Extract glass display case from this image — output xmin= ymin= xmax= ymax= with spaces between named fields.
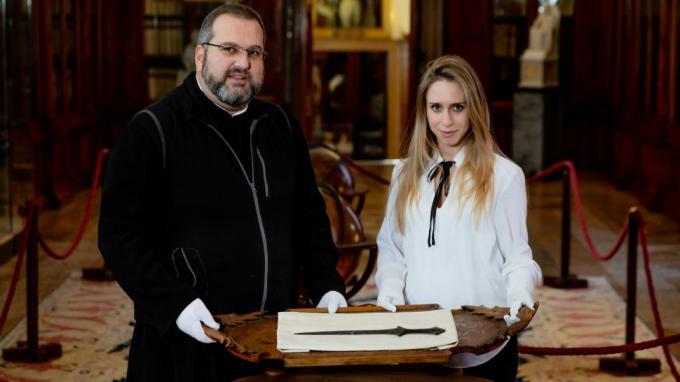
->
xmin=313 ymin=51 xmax=387 ymax=159
xmin=311 ymin=0 xmax=410 ymax=159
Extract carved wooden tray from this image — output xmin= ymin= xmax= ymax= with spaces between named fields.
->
xmin=204 ymin=303 xmax=537 ymax=368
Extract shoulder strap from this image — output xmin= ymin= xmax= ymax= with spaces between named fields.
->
xmin=134 ymin=109 xmax=167 ymax=169
xmin=272 ymin=103 xmax=293 ymax=136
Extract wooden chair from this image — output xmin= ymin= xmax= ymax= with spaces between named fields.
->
xmin=309 ymin=145 xmax=369 ymax=215
xmin=318 ymin=182 xmax=376 ymax=299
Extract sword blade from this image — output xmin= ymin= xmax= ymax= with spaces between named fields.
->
xmin=294 ymin=326 xmax=445 ymax=336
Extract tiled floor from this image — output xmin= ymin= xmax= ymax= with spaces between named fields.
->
xmin=0 ymin=164 xmax=678 ymax=365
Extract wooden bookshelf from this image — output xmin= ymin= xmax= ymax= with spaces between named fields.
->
xmin=144 ymin=0 xmax=186 ymax=101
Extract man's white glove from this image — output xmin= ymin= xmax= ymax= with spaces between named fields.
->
xmin=377 ymin=292 xmax=404 ymax=313
xmin=316 ymin=291 xmax=348 ymax=313
xmin=503 ymin=290 xmax=534 ymax=327
xmin=176 ymin=298 xmax=220 ymax=343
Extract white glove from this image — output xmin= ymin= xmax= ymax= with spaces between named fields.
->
xmin=503 ymin=290 xmax=534 ymax=327
xmin=316 ymin=291 xmax=348 ymax=314
xmin=176 ymin=298 xmax=220 ymax=343
xmin=377 ymin=292 xmax=404 ymax=313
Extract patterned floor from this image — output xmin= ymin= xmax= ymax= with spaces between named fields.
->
xmin=518 ymin=277 xmax=679 ymax=381
xmin=0 ymin=273 xmax=131 ymax=382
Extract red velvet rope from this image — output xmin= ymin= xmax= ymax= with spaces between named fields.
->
xmin=38 ymin=148 xmax=109 ymax=260
xmin=527 ymin=160 xmax=628 ymax=261
xmin=0 ymin=203 xmax=35 ymax=334
xmin=639 ymin=215 xmax=680 ymax=379
xmin=525 ymin=162 xmax=680 ymax=377
xmin=0 ymin=148 xmax=108 ymax=333
xmin=519 ymin=333 xmax=680 ymax=356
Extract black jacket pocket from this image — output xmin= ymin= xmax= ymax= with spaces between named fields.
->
xmin=170 ymin=247 xmax=208 ymax=298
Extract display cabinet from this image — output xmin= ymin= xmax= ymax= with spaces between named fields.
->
xmin=311 ymin=0 xmax=410 ymax=159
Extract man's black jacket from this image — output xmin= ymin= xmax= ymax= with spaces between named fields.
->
xmin=98 ymin=73 xmax=344 ymax=380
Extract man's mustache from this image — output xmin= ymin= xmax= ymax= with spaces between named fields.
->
xmin=223 ymin=68 xmax=252 ymax=82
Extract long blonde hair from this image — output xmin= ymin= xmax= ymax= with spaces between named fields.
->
xmin=394 ymin=55 xmax=500 ymax=233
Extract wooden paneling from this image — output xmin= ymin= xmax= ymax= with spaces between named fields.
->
xmin=29 ymin=0 xmax=145 ymax=207
xmin=442 ymin=0 xmax=493 ymax=94
xmin=568 ymin=0 xmax=680 ymax=223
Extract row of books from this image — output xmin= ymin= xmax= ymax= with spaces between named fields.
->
xmin=144 ymin=0 xmax=184 ymax=16
xmin=144 ymin=19 xmax=185 ymax=56
xmin=493 ymin=24 xmax=518 ymax=58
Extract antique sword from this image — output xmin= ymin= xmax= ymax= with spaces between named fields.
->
xmin=294 ymin=326 xmax=445 ymax=336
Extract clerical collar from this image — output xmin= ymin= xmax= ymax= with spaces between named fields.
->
xmin=195 ymin=75 xmax=248 ymax=117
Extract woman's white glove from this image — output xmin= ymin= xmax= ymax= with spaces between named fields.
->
xmin=377 ymin=291 xmax=404 ymax=313
xmin=176 ymin=298 xmax=220 ymax=343
xmin=503 ymin=290 xmax=534 ymax=327
xmin=316 ymin=291 xmax=348 ymax=313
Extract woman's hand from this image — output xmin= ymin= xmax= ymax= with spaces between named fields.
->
xmin=377 ymin=292 xmax=404 ymax=312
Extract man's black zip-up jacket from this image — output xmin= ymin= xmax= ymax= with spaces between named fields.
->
xmin=98 ymin=73 xmax=344 ymax=381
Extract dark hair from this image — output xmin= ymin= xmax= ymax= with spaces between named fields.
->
xmin=196 ymin=4 xmax=266 ymax=46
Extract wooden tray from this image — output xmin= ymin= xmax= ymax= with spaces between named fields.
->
xmin=204 ymin=303 xmax=537 ymax=368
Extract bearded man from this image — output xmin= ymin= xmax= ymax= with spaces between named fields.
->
xmin=98 ymin=4 xmax=347 ymax=381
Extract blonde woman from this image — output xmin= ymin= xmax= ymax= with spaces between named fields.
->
xmin=376 ymin=55 xmax=542 ymax=381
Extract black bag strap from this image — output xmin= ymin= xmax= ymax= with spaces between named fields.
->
xmin=273 ymin=103 xmax=293 ymax=136
xmin=134 ymin=109 xmax=167 ymax=169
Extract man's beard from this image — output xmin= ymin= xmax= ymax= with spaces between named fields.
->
xmin=201 ymin=56 xmax=263 ymax=107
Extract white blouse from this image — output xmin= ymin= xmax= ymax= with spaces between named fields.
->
xmin=376 ymin=147 xmax=542 ymax=367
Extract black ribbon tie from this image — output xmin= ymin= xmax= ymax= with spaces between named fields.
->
xmin=426 ymin=160 xmax=454 ymax=247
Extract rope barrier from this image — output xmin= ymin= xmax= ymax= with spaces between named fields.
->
xmin=0 ymin=148 xmax=109 ymax=337
xmin=519 ymin=334 xmax=680 ymax=356
xmin=38 ymin=148 xmax=109 ymax=260
xmin=526 ymin=160 xmax=628 ymax=261
xmin=0 ymin=203 xmax=35 ymax=334
xmin=640 ymin=216 xmax=680 ymax=379
xmin=523 ymin=161 xmax=679 ymax=377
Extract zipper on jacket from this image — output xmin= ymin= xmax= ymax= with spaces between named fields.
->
xmin=199 ymin=116 xmax=271 ymax=311
xmin=249 ymin=120 xmax=269 ymax=310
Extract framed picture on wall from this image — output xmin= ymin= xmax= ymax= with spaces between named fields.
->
xmin=312 ymin=0 xmax=391 ymax=39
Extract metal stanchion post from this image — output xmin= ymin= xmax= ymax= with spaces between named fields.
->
xmin=544 ymin=168 xmax=588 ymax=289
xmin=599 ymin=208 xmax=660 ymax=375
xmin=3 ymin=202 xmax=62 ymax=362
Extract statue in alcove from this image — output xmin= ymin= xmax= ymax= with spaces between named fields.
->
xmin=519 ymin=3 xmax=560 ymax=88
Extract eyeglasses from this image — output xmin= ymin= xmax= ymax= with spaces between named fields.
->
xmin=201 ymin=43 xmax=267 ymax=61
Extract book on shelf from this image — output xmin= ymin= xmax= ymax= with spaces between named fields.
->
xmin=144 ymin=0 xmax=183 ymax=17
xmin=144 ymin=18 xmax=184 ymax=57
